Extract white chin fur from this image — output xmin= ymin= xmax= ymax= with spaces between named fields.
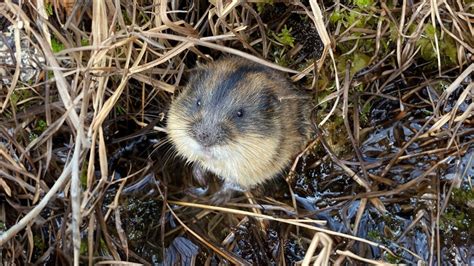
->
xmin=171 ymin=132 xmax=217 ymax=162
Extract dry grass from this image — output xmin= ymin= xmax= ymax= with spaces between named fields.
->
xmin=0 ymin=0 xmax=472 ymax=265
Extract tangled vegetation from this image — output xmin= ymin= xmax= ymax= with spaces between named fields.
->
xmin=0 ymin=0 xmax=472 ymax=264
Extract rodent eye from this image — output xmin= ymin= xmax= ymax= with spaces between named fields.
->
xmin=196 ymin=99 xmax=201 ymax=107
xmin=236 ymin=109 xmax=244 ymax=118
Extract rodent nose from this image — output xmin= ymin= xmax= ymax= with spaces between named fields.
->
xmin=196 ymin=131 xmax=213 ymax=147
xmin=192 ymin=122 xmax=222 ymax=147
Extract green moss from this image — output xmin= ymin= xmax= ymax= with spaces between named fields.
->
xmin=10 ymin=92 xmax=20 ymax=107
xmin=51 ymin=37 xmax=65 ymax=53
xmin=45 ymin=2 xmax=53 ymax=16
xmin=257 ymin=0 xmax=273 ymax=13
xmin=35 ymin=119 xmax=48 ymax=133
xmin=47 ymin=70 xmax=54 ymax=80
xmin=323 ymin=115 xmax=352 ymax=155
xmin=385 ymin=252 xmax=401 ymax=264
xmin=329 ymin=12 xmax=342 ymax=24
xmin=440 ymin=188 xmax=473 ymax=234
xmin=336 ymin=41 xmax=354 ymax=54
xmin=81 ymin=160 xmax=88 ymax=189
xmin=81 ymin=38 xmax=90 ymax=46
xmin=274 ymin=25 xmax=295 ymax=48
xmin=347 ymin=11 xmax=364 ymax=27
xmin=360 ymin=39 xmax=376 ymax=53
xmin=367 ymin=230 xmax=381 ymax=241
xmin=316 ymin=87 xmax=333 ymax=111
xmin=80 ymin=240 xmax=88 ymax=255
xmin=353 ymin=0 xmax=374 ymax=8
xmin=335 ymin=56 xmax=348 ymax=73
xmin=330 ymin=8 xmax=377 ymax=29
xmin=387 ymin=22 xmax=398 ymax=43
xmin=421 ymin=109 xmax=433 ymax=116
xmin=29 ymin=132 xmax=38 ymax=142
xmin=451 ymin=188 xmax=474 ymax=207
xmin=360 ymin=99 xmax=372 ymax=125
xmin=10 ymin=90 xmax=33 ymax=108
xmin=416 ymin=24 xmax=458 ymax=66
xmin=406 ymin=23 xmax=418 ymax=36
xmin=34 ymin=235 xmax=46 ymax=250
xmin=433 ymin=80 xmax=449 ymax=95
xmin=122 ymin=10 xmax=132 ymax=25
xmin=441 ymin=210 xmax=469 ymax=231
xmin=115 ymin=105 xmax=126 ymax=115
xmin=425 ymin=24 xmax=436 ymax=38
xmin=336 ymin=53 xmax=371 ymax=76
xmin=79 ymin=236 xmax=108 ymax=256
xmin=351 ymin=53 xmax=371 ymax=75
xmin=100 ymin=238 xmax=107 ymax=250
xmin=271 ymin=45 xmax=291 ymax=67
xmin=441 ymin=35 xmax=457 ymax=64
xmin=418 ymin=38 xmax=435 ymax=61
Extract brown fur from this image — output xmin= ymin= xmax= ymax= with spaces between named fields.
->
xmin=167 ymin=57 xmax=311 ymax=191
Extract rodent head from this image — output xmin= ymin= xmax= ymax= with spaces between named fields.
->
xmin=167 ymin=58 xmax=281 ymax=164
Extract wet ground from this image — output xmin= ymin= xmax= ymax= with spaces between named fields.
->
xmin=101 ymin=68 xmax=473 ymax=265
xmin=0 ymin=1 xmax=472 ymax=265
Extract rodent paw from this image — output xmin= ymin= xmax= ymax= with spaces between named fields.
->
xmin=192 ymin=164 xmax=208 ymax=187
xmin=208 ymin=182 xmax=247 ymax=205
xmin=209 ymin=189 xmax=235 ymax=205
xmin=187 ymin=186 xmax=209 ymax=197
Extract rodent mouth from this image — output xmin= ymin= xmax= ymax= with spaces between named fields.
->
xmin=198 ymin=146 xmax=215 ymax=160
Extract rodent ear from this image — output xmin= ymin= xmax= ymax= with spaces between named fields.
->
xmin=191 ymin=59 xmax=209 ymax=74
xmin=187 ymin=66 xmax=208 ymax=86
xmin=195 ymin=55 xmax=213 ymax=68
xmin=195 ymin=60 xmax=204 ymax=68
